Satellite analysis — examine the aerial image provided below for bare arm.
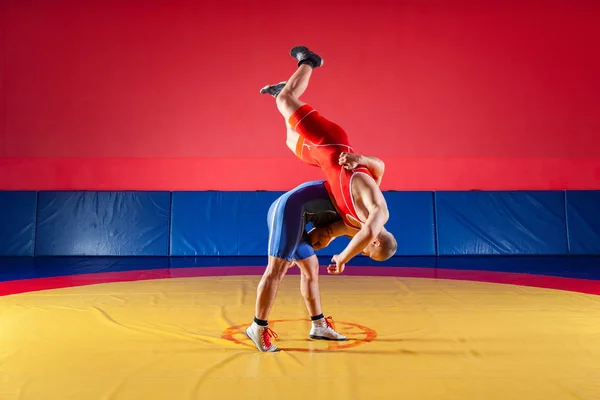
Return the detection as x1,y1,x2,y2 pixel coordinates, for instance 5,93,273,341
358,155,385,186
337,207,387,265
338,153,385,185
308,220,357,250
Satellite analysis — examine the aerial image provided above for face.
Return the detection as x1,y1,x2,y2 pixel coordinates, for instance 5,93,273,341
361,239,381,259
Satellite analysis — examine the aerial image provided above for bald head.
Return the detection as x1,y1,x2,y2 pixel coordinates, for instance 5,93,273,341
362,228,397,261
371,229,397,261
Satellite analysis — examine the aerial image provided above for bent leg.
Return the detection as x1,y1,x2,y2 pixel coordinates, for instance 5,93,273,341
259,182,328,319
247,255,290,352
276,64,313,122
248,181,343,351
295,255,323,317
254,256,292,320
294,249,347,341
276,64,348,146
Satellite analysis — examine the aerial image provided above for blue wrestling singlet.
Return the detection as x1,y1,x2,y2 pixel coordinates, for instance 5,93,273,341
267,181,341,261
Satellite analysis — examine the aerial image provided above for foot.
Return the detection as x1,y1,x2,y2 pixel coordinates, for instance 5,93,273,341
246,322,279,352
309,316,346,341
259,81,287,98
290,46,324,68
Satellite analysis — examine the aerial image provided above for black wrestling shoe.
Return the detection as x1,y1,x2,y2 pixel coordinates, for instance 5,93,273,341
259,81,287,98
290,46,324,68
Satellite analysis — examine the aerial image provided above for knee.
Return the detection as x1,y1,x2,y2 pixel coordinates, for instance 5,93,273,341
264,260,291,282
276,91,294,111
300,271,319,295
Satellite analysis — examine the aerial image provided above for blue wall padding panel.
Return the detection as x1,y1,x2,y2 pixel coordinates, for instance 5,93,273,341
316,191,436,256
171,190,435,258
171,192,282,256
384,191,436,256
36,192,171,256
435,191,568,255
566,191,600,254
0,191,37,256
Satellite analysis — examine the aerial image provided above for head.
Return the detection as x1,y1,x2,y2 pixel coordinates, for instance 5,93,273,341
361,228,397,261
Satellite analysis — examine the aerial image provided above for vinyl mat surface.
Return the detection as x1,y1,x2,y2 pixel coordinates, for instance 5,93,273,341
1,263,600,400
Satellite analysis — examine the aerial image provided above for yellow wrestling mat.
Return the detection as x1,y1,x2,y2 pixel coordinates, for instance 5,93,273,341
1,275,600,399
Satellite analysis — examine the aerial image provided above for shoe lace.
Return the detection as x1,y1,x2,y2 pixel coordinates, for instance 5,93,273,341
324,316,336,331
262,327,278,348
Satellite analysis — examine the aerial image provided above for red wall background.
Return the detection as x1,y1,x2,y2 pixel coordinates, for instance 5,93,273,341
1,0,599,191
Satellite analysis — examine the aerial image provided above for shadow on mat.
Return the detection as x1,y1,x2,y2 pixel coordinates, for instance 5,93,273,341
275,348,496,356
277,337,463,343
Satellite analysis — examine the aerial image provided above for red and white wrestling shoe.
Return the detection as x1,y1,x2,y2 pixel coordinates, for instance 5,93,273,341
246,322,279,352
309,316,346,341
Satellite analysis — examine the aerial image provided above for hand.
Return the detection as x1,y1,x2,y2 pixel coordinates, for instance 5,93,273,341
338,152,361,170
327,254,346,275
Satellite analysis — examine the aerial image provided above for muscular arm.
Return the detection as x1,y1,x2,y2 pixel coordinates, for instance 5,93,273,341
339,153,385,186
336,207,387,265
358,155,385,186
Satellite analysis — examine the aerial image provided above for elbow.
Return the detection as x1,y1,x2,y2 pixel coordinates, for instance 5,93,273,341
361,226,377,242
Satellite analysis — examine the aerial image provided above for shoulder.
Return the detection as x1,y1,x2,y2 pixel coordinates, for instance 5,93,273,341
351,170,378,190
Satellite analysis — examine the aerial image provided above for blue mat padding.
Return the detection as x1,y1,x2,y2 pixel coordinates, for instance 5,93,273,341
0,192,37,256
0,189,597,257
35,192,171,256
566,191,600,255
170,191,282,256
435,191,568,255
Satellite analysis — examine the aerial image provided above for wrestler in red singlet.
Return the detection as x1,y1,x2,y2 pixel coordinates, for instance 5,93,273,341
289,104,374,229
